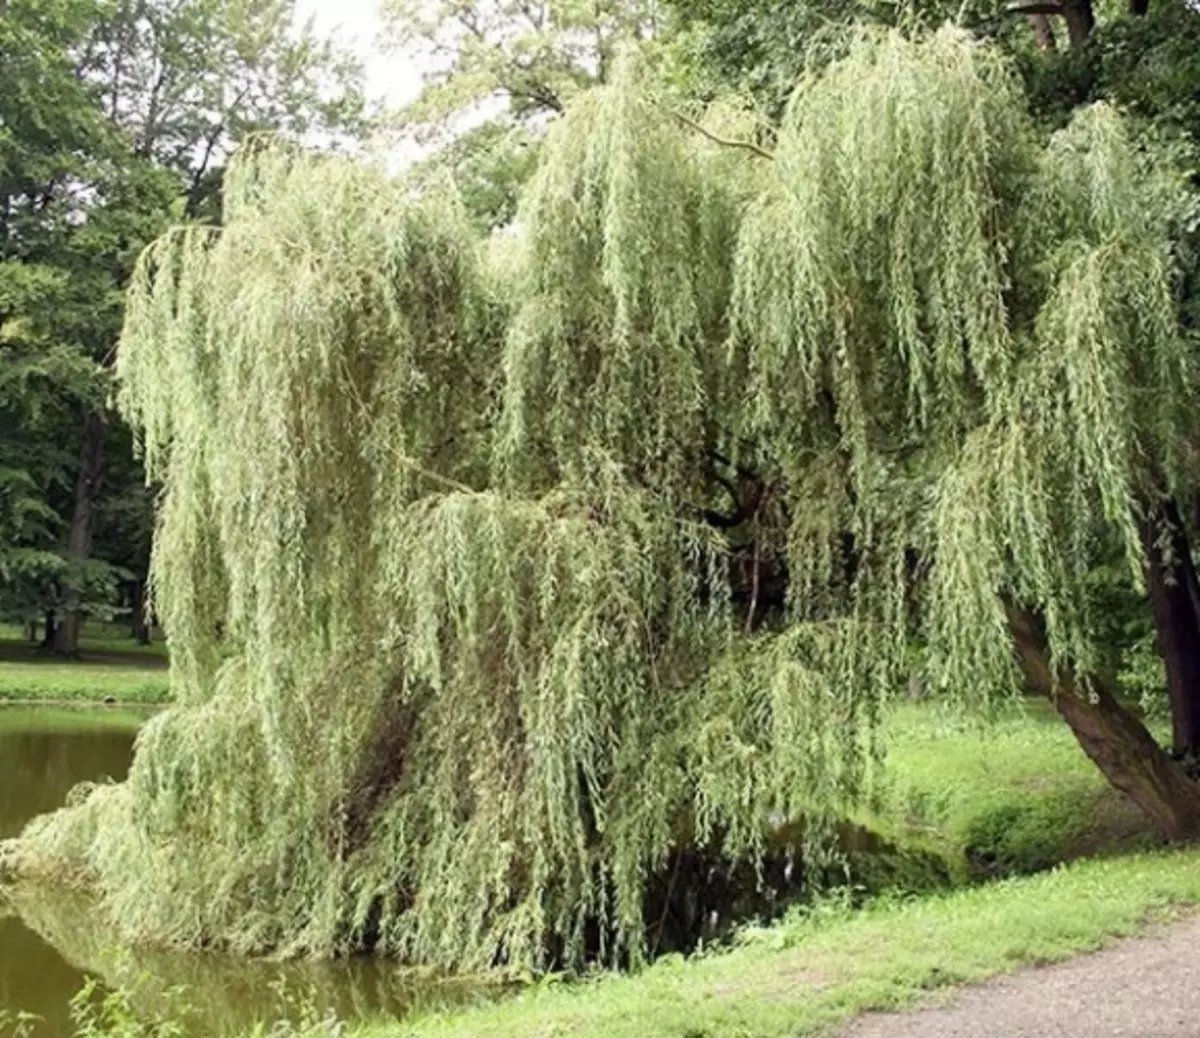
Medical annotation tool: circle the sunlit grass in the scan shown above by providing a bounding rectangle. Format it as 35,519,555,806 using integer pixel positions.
864,699,1159,878
0,624,170,704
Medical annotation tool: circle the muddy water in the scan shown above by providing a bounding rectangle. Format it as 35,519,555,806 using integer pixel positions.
0,707,491,1037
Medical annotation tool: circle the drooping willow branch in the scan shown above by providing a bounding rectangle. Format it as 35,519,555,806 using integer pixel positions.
667,108,775,161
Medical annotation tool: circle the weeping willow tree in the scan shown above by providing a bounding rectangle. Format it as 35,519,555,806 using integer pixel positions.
732,28,1200,839
6,25,1200,970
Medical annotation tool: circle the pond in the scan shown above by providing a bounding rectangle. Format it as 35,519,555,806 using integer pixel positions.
0,706,492,1037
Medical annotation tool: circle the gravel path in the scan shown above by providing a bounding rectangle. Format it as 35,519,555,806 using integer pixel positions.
840,916,1200,1038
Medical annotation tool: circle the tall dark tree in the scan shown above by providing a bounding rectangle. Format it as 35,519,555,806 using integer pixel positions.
0,0,366,654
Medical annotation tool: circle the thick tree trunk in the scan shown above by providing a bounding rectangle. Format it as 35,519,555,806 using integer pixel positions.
1008,604,1200,842
1141,499,1200,758
1061,0,1095,46
53,411,106,657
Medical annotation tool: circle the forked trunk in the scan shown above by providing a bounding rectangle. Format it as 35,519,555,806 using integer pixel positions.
1008,604,1200,842
53,411,106,657
1141,499,1200,757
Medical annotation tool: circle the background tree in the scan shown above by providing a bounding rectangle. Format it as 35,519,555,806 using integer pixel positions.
0,0,366,653
387,0,670,230
0,0,160,645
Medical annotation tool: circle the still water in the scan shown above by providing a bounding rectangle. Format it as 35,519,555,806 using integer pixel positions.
0,707,491,1037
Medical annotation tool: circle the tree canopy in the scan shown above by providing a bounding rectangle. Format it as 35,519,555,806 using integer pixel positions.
10,22,1200,973
0,0,365,652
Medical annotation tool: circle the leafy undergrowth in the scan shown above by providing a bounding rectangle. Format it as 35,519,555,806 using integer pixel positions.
373,849,1200,1038
0,626,170,705
863,699,1160,882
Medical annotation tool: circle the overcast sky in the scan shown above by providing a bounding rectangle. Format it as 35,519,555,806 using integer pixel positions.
294,0,424,109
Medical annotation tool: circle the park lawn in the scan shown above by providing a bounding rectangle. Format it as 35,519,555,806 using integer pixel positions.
861,699,1159,880
0,624,170,704
379,848,1200,1038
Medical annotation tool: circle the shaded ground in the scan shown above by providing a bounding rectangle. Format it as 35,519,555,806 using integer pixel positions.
841,914,1200,1038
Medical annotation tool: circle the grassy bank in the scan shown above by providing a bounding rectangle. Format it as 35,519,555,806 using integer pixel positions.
0,624,169,705
865,700,1158,880
1,694,1188,1038
377,848,1200,1038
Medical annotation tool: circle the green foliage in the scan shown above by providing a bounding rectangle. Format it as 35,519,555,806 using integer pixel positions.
0,0,366,648
66,143,737,969
412,123,541,232
386,0,657,133
70,981,184,1038
13,26,1200,975
375,848,1200,1038
499,50,748,493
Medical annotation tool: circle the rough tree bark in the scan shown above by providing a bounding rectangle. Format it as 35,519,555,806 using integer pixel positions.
1141,499,1200,758
1007,604,1200,842
1061,0,1095,46
53,411,106,656
1008,0,1091,49
129,578,151,645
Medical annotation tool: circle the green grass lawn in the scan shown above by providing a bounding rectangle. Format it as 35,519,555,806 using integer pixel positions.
0,623,170,704
366,699,1174,1038
862,699,1160,881
375,848,1200,1038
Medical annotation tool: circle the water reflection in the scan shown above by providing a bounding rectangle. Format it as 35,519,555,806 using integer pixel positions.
0,708,141,841
0,707,498,1037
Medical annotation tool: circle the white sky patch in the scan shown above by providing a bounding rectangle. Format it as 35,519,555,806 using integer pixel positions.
291,0,515,171
294,0,424,109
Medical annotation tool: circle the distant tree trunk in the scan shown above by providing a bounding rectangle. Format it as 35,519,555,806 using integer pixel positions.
53,411,106,657
130,578,150,645
1129,0,1149,15
39,610,56,652
1008,604,1200,842
1142,499,1200,758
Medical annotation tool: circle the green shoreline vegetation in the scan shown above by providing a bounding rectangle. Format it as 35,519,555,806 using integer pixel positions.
379,849,1200,1038
1,693,1174,1038
0,625,170,706
18,847,1199,1038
